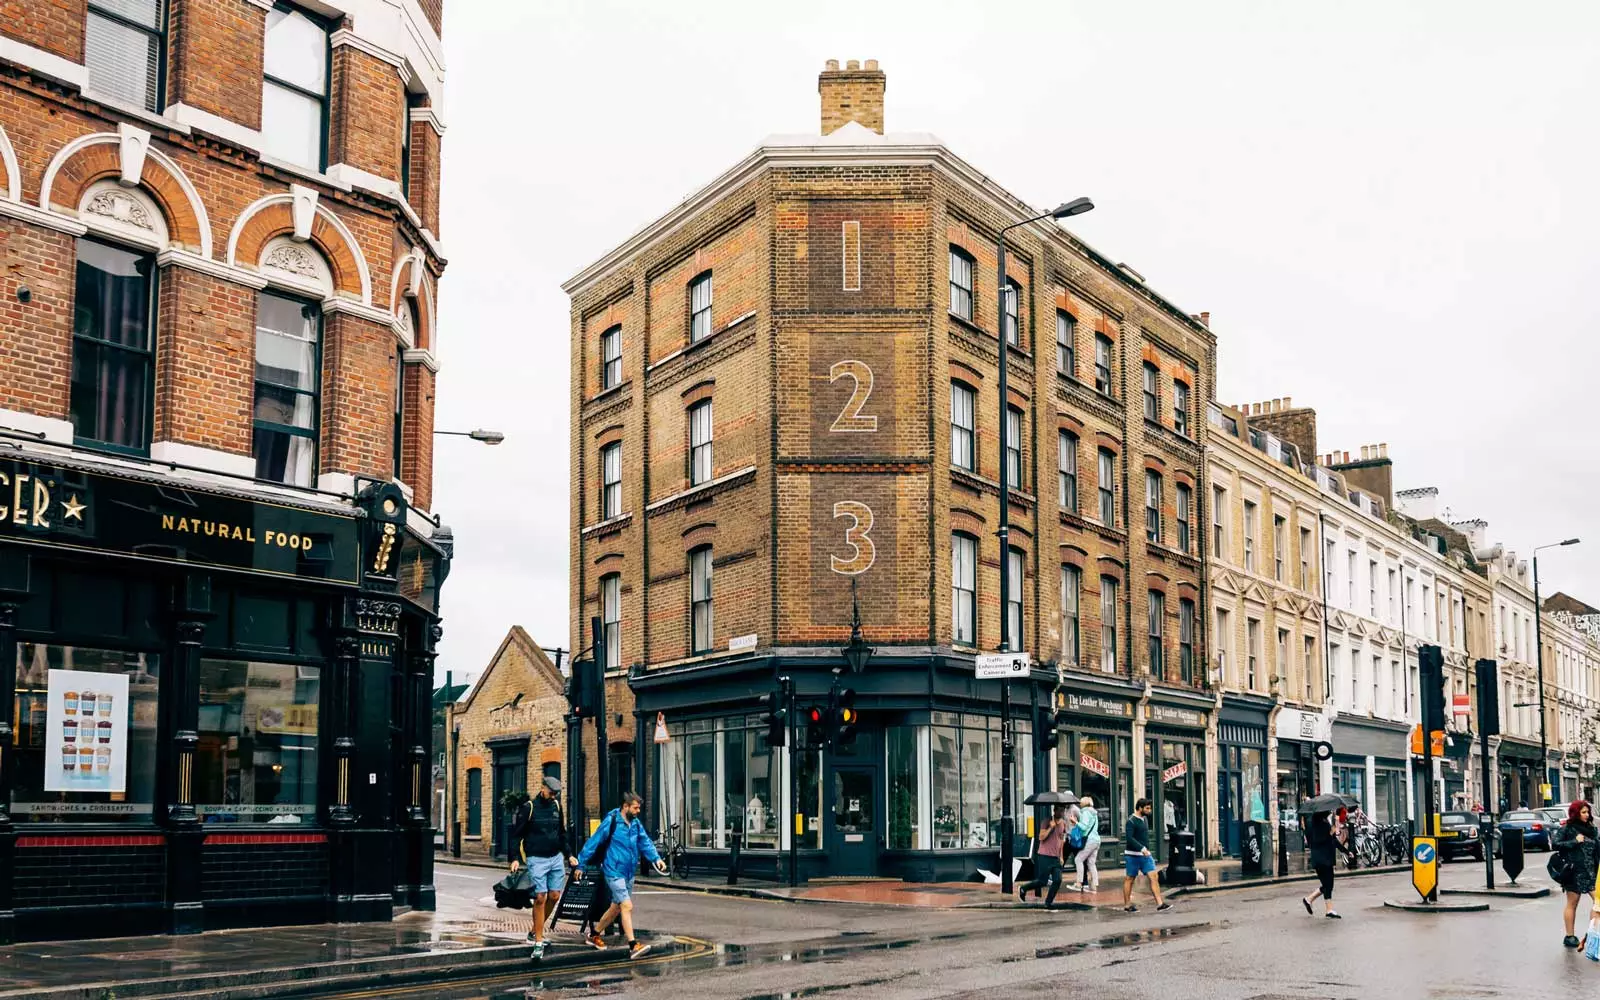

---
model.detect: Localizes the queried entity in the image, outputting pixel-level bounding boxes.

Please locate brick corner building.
[1,0,453,941]
[564,61,1217,879]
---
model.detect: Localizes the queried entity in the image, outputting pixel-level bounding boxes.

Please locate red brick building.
[0,0,452,940]
[564,61,1216,880]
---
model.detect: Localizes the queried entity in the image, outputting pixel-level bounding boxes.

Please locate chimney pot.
[865,59,878,70]
[1361,445,1370,460]
[846,59,860,70]
[825,59,839,71]
[1343,450,1350,464]
[1283,396,1292,408]
[1199,311,1210,327]
[1380,442,1388,458]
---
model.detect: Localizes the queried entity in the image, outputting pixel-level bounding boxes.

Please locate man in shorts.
[1122,797,1172,912]
[509,775,577,960]
[576,791,666,960]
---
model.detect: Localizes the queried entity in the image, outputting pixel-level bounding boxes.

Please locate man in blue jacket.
[576,791,665,959]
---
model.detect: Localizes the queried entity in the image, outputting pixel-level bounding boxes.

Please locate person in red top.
[1018,804,1068,908]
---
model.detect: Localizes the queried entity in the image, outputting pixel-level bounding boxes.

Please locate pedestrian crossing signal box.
[1411,836,1438,903]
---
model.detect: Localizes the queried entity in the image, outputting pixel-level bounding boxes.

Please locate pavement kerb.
[0,938,684,1000]
[1168,863,1410,896]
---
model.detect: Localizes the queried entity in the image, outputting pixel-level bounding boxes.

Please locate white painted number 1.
[829,360,877,432]
[830,501,876,575]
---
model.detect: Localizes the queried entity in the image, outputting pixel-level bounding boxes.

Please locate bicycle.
[657,822,688,879]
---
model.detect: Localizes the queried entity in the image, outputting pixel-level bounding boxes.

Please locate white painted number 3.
[831,501,876,575]
[829,360,878,432]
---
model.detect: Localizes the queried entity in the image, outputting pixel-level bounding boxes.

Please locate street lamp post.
[996,196,1092,895]
[1533,538,1580,803]
[434,429,506,445]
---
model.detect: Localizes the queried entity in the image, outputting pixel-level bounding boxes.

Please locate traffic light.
[1419,644,1447,734]
[805,705,826,749]
[1475,658,1500,737]
[761,685,789,748]
[1035,706,1059,754]
[835,687,858,746]
[568,658,598,717]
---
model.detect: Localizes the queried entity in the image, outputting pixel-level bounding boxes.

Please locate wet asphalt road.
[423,862,1595,999]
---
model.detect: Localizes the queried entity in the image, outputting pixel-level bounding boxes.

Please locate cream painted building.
[1546,608,1600,801]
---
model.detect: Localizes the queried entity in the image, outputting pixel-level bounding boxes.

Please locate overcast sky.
[429,0,1600,684]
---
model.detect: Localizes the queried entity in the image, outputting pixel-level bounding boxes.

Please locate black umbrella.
[1025,790,1076,806]
[1297,793,1361,816]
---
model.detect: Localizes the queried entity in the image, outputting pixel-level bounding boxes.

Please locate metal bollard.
[728,831,743,885]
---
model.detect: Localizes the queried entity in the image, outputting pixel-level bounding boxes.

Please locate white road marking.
[435,870,486,880]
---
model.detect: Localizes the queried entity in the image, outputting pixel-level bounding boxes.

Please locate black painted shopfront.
[1144,698,1209,861]
[1217,698,1271,857]
[1052,684,1140,866]
[0,455,449,942]
[632,651,1052,884]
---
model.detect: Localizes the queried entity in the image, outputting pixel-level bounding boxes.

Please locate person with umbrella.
[1019,791,1074,907]
[1298,793,1358,919]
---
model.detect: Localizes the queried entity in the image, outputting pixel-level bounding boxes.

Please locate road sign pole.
[1481,724,1494,890]
[1000,676,1013,895]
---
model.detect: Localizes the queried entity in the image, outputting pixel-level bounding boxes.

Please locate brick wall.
[167,0,265,129]
[329,46,404,180]
[401,362,435,509]
[153,267,255,455]
[0,0,85,64]
[449,630,567,862]
[0,37,444,509]
[0,221,74,420]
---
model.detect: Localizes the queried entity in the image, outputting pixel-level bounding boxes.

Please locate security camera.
[15,284,30,303]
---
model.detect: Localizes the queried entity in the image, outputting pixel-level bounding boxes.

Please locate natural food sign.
[44,669,130,794]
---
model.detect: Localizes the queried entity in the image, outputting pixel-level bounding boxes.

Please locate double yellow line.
[321,936,713,1000]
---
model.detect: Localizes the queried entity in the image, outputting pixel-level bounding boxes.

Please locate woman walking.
[1301,809,1342,919]
[1551,800,1599,949]
[1070,796,1102,894]
[1019,804,1068,907]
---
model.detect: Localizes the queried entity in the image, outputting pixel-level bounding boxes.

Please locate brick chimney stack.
[819,58,886,135]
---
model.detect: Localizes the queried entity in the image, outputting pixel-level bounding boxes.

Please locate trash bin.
[1240,820,1265,877]
[1166,829,1197,886]
[1500,826,1525,883]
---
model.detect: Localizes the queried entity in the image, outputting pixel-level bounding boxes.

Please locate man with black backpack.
[508,775,577,961]
[575,791,665,960]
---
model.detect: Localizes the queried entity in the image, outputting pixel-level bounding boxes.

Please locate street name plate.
[975,652,1031,680]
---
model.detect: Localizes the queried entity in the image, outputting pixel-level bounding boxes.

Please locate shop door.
[491,756,527,860]
[829,765,879,877]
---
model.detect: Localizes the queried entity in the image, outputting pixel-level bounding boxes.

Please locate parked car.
[1497,810,1554,851]
[1540,807,1568,829]
[1438,811,1489,861]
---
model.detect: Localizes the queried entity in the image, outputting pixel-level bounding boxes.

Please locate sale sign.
[1080,752,1110,778]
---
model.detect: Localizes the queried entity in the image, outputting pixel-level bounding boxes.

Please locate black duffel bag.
[493,868,533,910]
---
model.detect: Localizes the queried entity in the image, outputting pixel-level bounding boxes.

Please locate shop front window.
[926,713,1026,850]
[195,659,319,822]
[886,726,922,850]
[1077,734,1113,834]
[686,727,716,848]
[11,643,160,822]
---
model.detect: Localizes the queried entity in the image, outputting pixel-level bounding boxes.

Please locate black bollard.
[728,830,743,885]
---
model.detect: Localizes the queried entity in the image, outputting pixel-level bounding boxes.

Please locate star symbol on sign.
[62,495,85,522]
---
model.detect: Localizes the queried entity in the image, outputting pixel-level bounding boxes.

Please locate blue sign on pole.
[1413,842,1435,865]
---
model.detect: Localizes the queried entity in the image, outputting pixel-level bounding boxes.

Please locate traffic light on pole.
[805,705,826,749]
[1475,658,1500,738]
[1036,707,1059,755]
[835,687,858,747]
[1419,644,1447,734]
[761,686,788,748]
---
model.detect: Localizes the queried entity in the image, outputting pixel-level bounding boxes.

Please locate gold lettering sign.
[158,513,315,551]
[0,471,65,528]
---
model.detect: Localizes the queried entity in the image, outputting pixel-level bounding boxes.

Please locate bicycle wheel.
[670,846,686,879]
[1359,834,1382,868]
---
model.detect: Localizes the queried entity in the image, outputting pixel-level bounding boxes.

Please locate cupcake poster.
[43,669,129,794]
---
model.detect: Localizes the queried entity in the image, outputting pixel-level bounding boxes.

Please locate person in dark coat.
[509,776,577,960]
[1551,800,1599,949]
[1300,810,1341,919]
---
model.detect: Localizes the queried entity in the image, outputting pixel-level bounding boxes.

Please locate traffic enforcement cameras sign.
[976,652,1032,680]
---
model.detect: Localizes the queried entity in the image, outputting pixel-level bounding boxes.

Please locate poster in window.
[43,669,130,793]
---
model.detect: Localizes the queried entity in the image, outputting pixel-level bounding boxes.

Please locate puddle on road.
[999,922,1213,962]
[482,921,1215,998]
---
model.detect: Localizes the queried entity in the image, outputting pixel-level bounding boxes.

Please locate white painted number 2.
[831,501,876,575]
[829,360,878,433]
